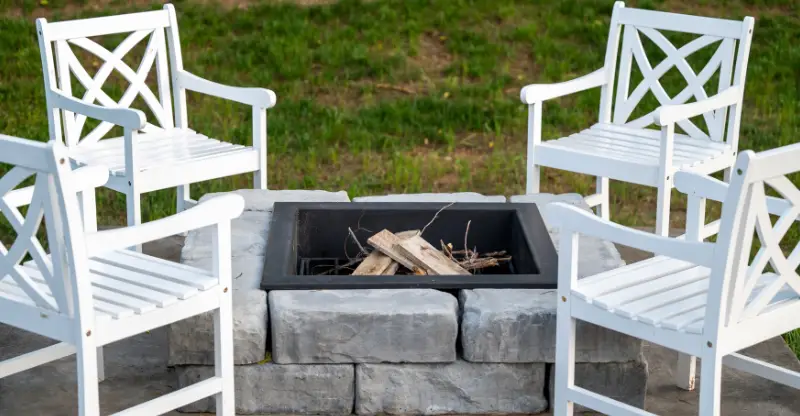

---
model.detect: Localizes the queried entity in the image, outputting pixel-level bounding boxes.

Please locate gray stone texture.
[270,289,458,364]
[353,192,506,203]
[460,289,642,363]
[355,360,548,415]
[169,189,350,365]
[176,362,354,414]
[548,359,649,413]
[460,193,638,363]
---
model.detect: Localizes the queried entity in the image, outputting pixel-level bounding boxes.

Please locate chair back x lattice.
[37,8,182,147]
[600,3,753,144]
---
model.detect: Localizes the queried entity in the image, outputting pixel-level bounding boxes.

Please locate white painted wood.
[525,102,542,194]
[46,10,169,41]
[551,143,800,415]
[253,107,268,189]
[179,70,277,109]
[520,3,752,230]
[616,7,744,38]
[0,342,75,378]
[111,377,223,416]
[655,87,741,126]
[546,202,714,266]
[724,353,800,389]
[0,133,244,416]
[655,124,675,236]
[553,231,578,416]
[519,68,605,104]
[37,4,274,229]
[86,194,245,255]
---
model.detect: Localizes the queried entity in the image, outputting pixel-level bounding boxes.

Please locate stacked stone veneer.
[170,191,648,414]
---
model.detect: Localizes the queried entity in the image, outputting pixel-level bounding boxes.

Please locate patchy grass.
[0,0,799,355]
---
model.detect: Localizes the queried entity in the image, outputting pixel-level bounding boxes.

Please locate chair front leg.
[77,339,101,416]
[525,102,542,194]
[126,188,142,252]
[698,352,723,416]
[253,106,267,190]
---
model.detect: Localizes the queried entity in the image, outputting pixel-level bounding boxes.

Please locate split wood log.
[366,229,420,270]
[352,251,394,275]
[395,235,471,275]
[383,262,400,275]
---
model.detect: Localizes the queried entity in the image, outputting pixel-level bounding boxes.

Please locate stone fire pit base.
[169,191,647,414]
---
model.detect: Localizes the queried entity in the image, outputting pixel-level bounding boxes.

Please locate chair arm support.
[178,70,277,109]
[50,91,146,130]
[546,202,715,268]
[655,87,741,126]
[84,194,245,256]
[520,68,606,104]
[4,166,109,209]
[674,171,794,218]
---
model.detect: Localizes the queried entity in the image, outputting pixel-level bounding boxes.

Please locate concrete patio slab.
[1,233,798,415]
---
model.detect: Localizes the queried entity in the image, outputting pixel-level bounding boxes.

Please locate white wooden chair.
[0,133,244,415]
[36,3,274,235]
[548,144,800,416]
[520,1,754,237]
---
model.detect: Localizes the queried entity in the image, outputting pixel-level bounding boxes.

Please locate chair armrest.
[520,68,606,104]
[84,194,245,256]
[674,170,794,218]
[546,202,715,268]
[178,70,277,109]
[655,87,741,126]
[50,91,146,130]
[4,166,109,209]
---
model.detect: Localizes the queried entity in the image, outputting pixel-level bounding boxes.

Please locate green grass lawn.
[0,0,799,356]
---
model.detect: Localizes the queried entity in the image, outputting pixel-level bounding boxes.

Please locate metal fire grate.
[261,202,557,290]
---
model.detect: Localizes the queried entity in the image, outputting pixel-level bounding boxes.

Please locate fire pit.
[261,202,557,290]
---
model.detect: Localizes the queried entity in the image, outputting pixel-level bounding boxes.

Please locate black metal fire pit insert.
[261,202,557,290]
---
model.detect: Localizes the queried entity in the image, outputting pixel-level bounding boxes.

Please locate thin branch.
[420,202,455,236]
[348,227,369,256]
[463,220,471,260]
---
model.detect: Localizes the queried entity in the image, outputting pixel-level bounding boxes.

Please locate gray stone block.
[198,188,351,211]
[177,363,354,414]
[353,192,506,203]
[548,359,649,413]
[460,289,642,363]
[270,289,458,364]
[170,189,350,365]
[355,361,548,415]
[168,255,268,366]
[512,193,624,276]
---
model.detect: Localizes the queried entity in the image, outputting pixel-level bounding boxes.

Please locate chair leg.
[177,184,190,213]
[214,295,235,415]
[526,164,540,194]
[126,189,142,252]
[674,352,696,390]
[96,347,105,382]
[698,354,723,416]
[655,178,672,236]
[553,311,576,415]
[77,342,101,416]
[596,176,610,220]
[255,167,267,190]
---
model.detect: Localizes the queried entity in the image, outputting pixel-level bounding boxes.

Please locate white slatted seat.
[573,256,799,336]
[520,1,754,237]
[538,123,735,185]
[69,130,258,178]
[0,134,242,415]
[549,145,800,416]
[36,4,274,240]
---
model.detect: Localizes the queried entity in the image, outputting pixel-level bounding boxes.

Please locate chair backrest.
[706,144,800,335]
[36,6,182,147]
[0,135,91,320]
[599,2,753,144]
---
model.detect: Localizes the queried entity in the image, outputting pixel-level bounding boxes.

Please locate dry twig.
[348,227,369,256]
[419,202,455,236]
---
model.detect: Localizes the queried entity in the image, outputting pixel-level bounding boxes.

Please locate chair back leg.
[126,189,142,252]
[595,176,610,220]
[674,353,697,390]
[177,184,191,213]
